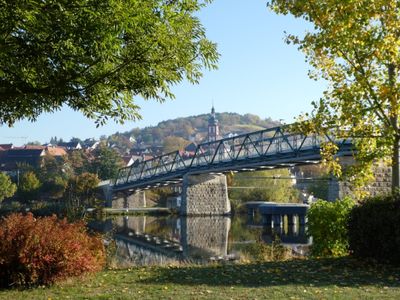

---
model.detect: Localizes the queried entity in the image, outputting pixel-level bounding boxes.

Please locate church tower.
[208,106,220,142]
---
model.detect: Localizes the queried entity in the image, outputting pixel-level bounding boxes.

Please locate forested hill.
[108,112,281,153]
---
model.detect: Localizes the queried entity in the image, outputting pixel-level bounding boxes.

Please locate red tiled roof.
[46,146,67,156]
[0,144,13,150]
[143,155,154,161]
[6,148,45,157]
[122,155,133,165]
[25,145,46,150]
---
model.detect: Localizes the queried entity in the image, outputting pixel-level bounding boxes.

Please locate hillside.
[107,112,280,154]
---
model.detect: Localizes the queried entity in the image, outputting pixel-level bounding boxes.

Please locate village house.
[0,145,67,175]
[57,141,82,151]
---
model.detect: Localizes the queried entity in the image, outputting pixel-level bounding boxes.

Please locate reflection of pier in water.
[91,215,231,266]
[245,202,311,247]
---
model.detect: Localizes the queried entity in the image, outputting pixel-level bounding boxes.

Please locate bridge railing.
[114,125,351,187]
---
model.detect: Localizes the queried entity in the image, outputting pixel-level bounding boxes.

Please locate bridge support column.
[181,174,231,216]
[298,214,307,226]
[287,214,296,226]
[262,214,272,227]
[111,191,146,209]
[272,215,282,228]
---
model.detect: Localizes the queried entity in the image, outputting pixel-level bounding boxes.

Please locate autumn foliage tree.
[163,136,191,153]
[269,0,400,193]
[66,172,100,208]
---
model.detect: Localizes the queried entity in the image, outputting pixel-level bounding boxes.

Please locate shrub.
[307,197,355,257]
[238,241,292,262]
[348,194,400,264]
[65,173,100,220]
[18,171,41,201]
[42,176,68,199]
[66,172,100,201]
[0,213,105,287]
[0,173,16,204]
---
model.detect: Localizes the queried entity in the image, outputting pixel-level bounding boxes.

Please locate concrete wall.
[181,173,231,215]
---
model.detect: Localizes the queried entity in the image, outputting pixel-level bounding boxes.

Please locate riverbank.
[1,257,399,299]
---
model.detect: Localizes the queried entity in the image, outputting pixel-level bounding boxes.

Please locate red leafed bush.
[0,213,105,287]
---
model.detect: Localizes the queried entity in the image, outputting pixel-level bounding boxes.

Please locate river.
[89,212,311,268]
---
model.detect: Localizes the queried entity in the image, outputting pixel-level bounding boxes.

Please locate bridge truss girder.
[113,125,353,192]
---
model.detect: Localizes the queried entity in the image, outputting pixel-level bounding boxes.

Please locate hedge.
[348,194,400,264]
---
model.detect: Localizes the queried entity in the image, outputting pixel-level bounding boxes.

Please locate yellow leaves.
[379,85,390,99]
[320,142,342,177]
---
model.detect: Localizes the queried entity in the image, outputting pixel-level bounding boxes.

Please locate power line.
[235,176,332,181]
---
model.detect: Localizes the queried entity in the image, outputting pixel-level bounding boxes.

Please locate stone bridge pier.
[327,157,392,201]
[180,173,231,216]
[108,190,147,209]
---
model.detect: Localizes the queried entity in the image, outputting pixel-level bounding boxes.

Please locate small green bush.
[307,197,355,257]
[0,173,16,204]
[0,213,105,287]
[18,171,41,201]
[348,194,400,264]
[238,241,292,262]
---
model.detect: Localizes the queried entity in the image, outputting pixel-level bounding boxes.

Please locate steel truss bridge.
[113,125,353,192]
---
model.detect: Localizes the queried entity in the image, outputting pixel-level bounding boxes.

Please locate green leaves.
[89,144,124,180]
[0,0,218,126]
[307,197,355,257]
[0,172,16,203]
[269,0,400,193]
[229,169,300,204]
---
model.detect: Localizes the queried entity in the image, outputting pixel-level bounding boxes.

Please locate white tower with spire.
[208,106,220,142]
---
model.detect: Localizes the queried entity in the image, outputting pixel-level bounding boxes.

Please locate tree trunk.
[388,64,399,192]
[392,134,400,192]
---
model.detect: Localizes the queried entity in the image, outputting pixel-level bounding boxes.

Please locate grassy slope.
[1,258,399,299]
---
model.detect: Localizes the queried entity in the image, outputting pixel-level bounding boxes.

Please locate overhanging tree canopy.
[0,0,218,126]
[269,0,400,192]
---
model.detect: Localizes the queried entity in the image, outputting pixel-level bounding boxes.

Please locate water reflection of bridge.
[245,202,311,247]
[90,216,231,266]
[90,206,311,266]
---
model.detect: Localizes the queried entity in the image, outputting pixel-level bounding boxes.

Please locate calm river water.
[89,213,310,268]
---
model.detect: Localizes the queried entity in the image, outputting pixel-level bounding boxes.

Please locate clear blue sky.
[0,0,325,145]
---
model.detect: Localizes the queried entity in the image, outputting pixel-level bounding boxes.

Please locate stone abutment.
[181,173,231,216]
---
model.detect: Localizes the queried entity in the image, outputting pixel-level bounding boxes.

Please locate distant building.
[0,148,46,172]
[208,106,220,142]
[185,142,197,152]
[0,144,13,151]
[58,142,82,150]
[0,145,67,173]
[83,139,100,151]
[223,132,238,139]
[122,155,136,167]
[45,146,68,157]
[130,145,163,157]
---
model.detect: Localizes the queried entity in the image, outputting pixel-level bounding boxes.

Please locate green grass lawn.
[1,257,399,299]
